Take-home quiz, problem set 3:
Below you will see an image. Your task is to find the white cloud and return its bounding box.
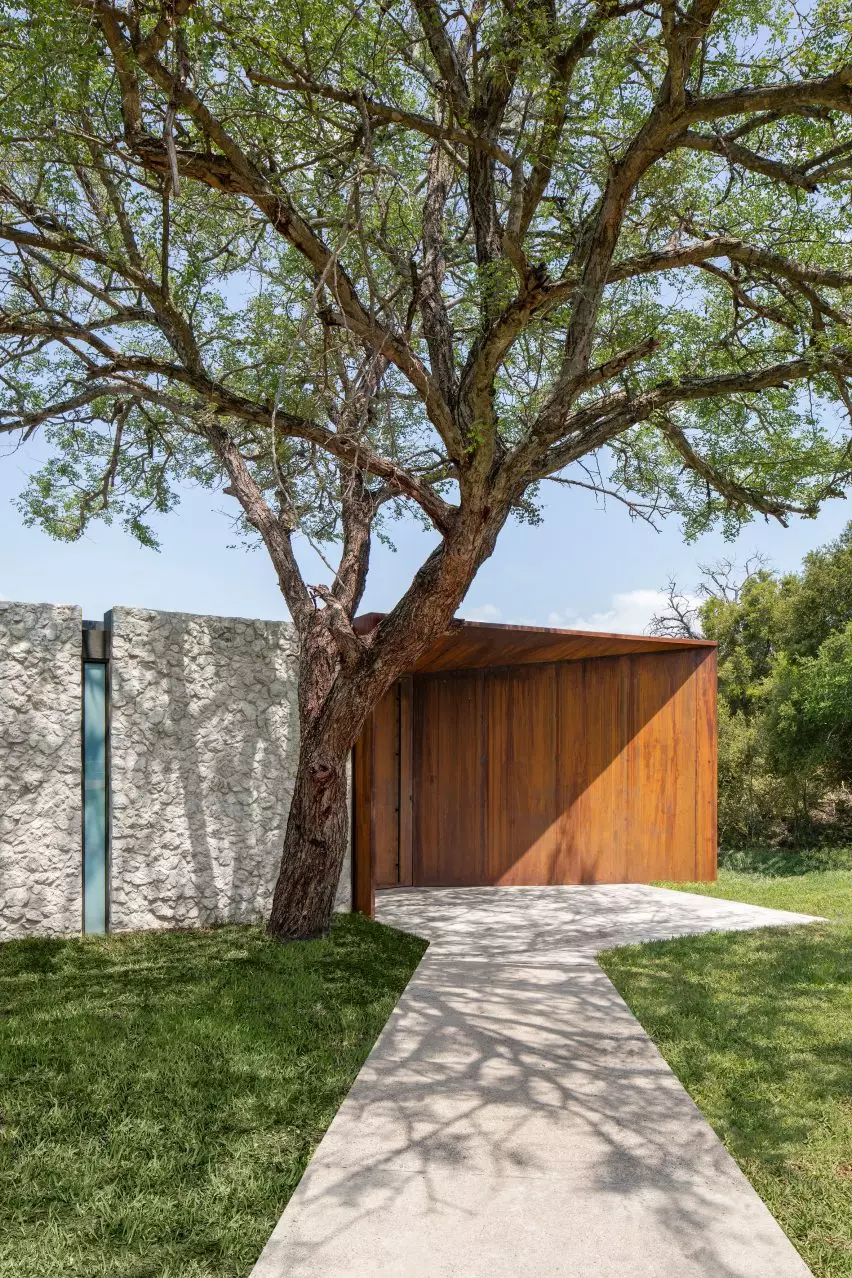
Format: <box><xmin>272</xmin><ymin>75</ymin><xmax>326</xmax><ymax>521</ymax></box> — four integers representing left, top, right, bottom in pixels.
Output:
<box><xmin>458</xmin><ymin>602</ymin><xmax>502</xmax><ymax>623</ymax></box>
<box><xmin>547</xmin><ymin>588</ymin><xmax>701</xmax><ymax>636</ymax></box>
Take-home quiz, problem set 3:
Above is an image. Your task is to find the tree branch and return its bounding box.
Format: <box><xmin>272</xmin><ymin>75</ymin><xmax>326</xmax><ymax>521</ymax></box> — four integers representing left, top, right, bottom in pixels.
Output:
<box><xmin>607</xmin><ymin>236</ymin><xmax>852</xmax><ymax>291</ymax></box>
<box><xmin>93</xmin><ymin>10</ymin><xmax>460</xmax><ymax>445</ymax></box>
<box><xmin>309</xmin><ymin>584</ymin><xmax>366</xmax><ymax>668</ymax></box>
<box><xmin>246</xmin><ymin>71</ymin><xmax>513</xmax><ymax>167</ymax></box>
<box><xmin>673</xmin><ymin>129</ymin><xmax>821</xmax><ymax>191</ymax></box>
<box><xmin>685</xmin><ymin>68</ymin><xmax>852</xmax><ymax>127</ymax></box>
<box><xmin>331</xmin><ymin>470</ymin><xmax>374</xmax><ymax>615</ymax></box>
<box><xmin>0</xmin><ymin>388</ymin><xmax>119</xmax><ymax>437</ymax></box>
<box><xmin>420</xmin><ymin>144</ymin><xmax>458</xmax><ymax>407</ymax></box>
<box><xmin>206</xmin><ymin>418</ymin><xmax>313</xmax><ymax>624</ymax></box>
<box><xmin>660</xmin><ymin>417</ymin><xmax>820</xmax><ymax>522</ymax></box>
<box><xmin>533</xmin><ymin>351</ymin><xmax>852</xmax><ymax>476</ymax></box>
<box><xmin>409</xmin><ymin>0</ymin><xmax>471</xmax><ymax>113</ymax></box>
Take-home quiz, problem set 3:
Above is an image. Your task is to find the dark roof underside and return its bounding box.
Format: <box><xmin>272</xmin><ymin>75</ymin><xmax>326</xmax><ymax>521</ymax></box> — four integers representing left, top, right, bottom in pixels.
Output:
<box><xmin>408</xmin><ymin>619</ymin><xmax>715</xmax><ymax>673</ymax></box>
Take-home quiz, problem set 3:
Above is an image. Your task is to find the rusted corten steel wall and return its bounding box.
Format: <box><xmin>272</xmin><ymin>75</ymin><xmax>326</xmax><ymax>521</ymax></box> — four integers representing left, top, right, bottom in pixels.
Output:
<box><xmin>351</xmin><ymin>624</ymin><xmax>717</xmax><ymax>915</ymax></box>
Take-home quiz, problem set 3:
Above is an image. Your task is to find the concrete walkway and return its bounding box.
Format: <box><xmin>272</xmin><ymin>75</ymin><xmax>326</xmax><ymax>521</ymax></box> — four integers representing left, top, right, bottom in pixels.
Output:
<box><xmin>251</xmin><ymin>885</ymin><xmax>819</xmax><ymax>1277</ymax></box>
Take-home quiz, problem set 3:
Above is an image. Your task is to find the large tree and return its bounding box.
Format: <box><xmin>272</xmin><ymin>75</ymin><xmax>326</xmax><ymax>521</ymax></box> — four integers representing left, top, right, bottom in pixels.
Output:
<box><xmin>2</xmin><ymin>0</ymin><xmax>852</xmax><ymax>937</ymax></box>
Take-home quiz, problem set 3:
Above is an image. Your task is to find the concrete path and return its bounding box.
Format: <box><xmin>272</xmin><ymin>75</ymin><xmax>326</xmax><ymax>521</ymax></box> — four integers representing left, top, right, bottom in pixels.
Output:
<box><xmin>251</xmin><ymin>885</ymin><xmax>819</xmax><ymax>1277</ymax></box>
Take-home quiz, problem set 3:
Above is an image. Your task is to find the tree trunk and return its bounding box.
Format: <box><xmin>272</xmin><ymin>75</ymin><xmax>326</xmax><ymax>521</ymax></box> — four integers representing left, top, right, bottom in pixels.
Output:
<box><xmin>266</xmin><ymin>507</ymin><xmax>512</xmax><ymax>941</ymax></box>
<box><xmin>266</xmin><ymin>730</ymin><xmax>350</xmax><ymax>941</ymax></box>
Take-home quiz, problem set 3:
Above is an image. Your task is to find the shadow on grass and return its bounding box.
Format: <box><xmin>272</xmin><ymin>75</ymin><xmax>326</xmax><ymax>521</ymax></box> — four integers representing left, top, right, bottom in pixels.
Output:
<box><xmin>718</xmin><ymin>845</ymin><xmax>852</xmax><ymax>877</ymax></box>
<box><xmin>0</xmin><ymin>915</ymin><xmax>427</xmax><ymax>1278</ymax></box>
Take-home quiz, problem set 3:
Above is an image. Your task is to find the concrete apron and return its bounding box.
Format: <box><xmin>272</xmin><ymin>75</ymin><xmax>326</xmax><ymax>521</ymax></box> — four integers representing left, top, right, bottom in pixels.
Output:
<box><xmin>251</xmin><ymin>884</ymin><xmax>819</xmax><ymax>1277</ymax></box>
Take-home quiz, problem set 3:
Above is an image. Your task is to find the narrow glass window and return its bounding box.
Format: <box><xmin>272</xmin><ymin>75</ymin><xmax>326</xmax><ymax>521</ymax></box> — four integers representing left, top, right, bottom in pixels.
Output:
<box><xmin>82</xmin><ymin>662</ymin><xmax>108</xmax><ymax>933</ymax></box>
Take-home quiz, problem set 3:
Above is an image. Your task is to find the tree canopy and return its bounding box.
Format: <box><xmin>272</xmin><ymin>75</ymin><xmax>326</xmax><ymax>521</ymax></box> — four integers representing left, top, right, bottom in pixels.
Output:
<box><xmin>3</xmin><ymin>0</ymin><xmax>852</xmax><ymax>586</ymax></box>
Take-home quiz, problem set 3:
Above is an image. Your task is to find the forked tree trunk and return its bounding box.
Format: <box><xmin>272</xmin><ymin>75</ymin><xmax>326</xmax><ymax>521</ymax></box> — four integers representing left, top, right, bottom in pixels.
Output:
<box><xmin>266</xmin><ymin>731</ymin><xmax>350</xmax><ymax>940</ymax></box>
<box><xmin>266</xmin><ymin>510</ymin><xmax>510</xmax><ymax>941</ymax></box>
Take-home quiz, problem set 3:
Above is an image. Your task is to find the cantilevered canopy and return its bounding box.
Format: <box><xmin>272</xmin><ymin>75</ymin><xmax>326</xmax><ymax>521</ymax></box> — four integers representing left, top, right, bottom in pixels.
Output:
<box><xmin>410</xmin><ymin>620</ymin><xmax>714</xmax><ymax>672</ymax></box>
<box><xmin>353</xmin><ymin>615</ymin><xmax>715</xmax><ymax>674</ymax></box>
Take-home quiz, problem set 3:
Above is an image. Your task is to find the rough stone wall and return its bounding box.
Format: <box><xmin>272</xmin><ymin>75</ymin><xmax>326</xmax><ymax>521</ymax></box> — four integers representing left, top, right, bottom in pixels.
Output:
<box><xmin>0</xmin><ymin>603</ymin><xmax>83</xmax><ymax>940</ymax></box>
<box><xmin>109</xmin><ymin>607</ymin><xmax>299</xmax><ymax>930</ymax></box>
<box><xmin>108</xmin><ymin>607</ymin><xmax>351</xmax><ymax>931</ymax></box>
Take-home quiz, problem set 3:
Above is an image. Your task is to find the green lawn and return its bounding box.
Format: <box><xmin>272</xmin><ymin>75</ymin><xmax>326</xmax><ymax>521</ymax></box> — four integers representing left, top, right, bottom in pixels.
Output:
<box><xmin>0</xmin><ymin>915</ymin><xmax>426</xmax><ymax>1278</ymax></box>
<box><xmin>600</xmin><ymin>852</ymin><xmax>852</xmax><ymax>1278</ymax></box>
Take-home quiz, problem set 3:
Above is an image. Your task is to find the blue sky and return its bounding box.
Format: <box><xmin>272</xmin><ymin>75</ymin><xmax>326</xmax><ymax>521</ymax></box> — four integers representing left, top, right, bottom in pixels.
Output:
<box><xmin>2</xmin><ymin>437</ymin><xmax>849</xmax><ymax>631</ymax></box>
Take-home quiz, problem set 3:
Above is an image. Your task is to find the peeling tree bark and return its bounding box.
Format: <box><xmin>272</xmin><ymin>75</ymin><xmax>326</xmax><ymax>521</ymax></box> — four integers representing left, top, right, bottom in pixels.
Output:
<box><xmin>266</xmin><ymin>732</ymin><xmax>351</xmax><ymax>940</ymax></box>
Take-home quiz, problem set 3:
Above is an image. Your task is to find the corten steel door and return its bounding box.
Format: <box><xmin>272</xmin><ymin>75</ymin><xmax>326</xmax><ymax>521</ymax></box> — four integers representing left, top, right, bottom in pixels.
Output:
<box><xmin>358</xmin><ymin>645</ymin><xmax>717</xmax><ymax>897</ymax></box>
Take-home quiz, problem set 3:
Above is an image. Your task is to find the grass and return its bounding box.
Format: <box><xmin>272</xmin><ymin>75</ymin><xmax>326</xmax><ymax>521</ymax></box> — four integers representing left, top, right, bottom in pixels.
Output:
<box><xmin>0</xmin><ymin>914</ymin><xmax>426</xmax><ymax>1278</ymax></box>
<box><xmin>599</xmin><ymin>850</ymin><xmax>852</xmax><ymax>1278</ymax></box>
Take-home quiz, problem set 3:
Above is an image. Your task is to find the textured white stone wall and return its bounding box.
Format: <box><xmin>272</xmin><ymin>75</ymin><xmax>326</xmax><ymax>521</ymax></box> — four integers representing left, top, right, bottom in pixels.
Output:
<box><xmin>0</xmin><ymin>603</ymin><xmax>83</xmax><ymax>940</ymax></box>
<box><xmin>109</xmin><ymin>607</ymin><xmax>298</xmax><ymax>930</ymax></box>
<box><xmin>108</xmin><ymin>607</ymin><xmax>352</xmax><ymax>932</ymax></box>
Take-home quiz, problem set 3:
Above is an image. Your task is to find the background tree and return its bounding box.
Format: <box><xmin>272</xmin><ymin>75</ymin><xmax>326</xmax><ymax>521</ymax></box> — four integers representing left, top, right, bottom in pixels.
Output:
<box><xmin>763</xmin><ymin>628</ymin><xmax>852</xmax><ymax>785</ymax></box>
<box><xmin>655</xmin><ymin>527</ymin><xmax>852</xmax><ymax>846</ymax></box>
<box><xmin>760</xmin><ymin>529</ymin><xmax>852</xmax><ymax>820</ymax></box>
<box><xmin>648</xmin><ymin>552</ymin><xmax>769</xmax><ymax>641</ymax></box>
<box><xmin>3</xmin><ymin>0</ymin><xmax>852</xmax><ymax>936</ymax></box>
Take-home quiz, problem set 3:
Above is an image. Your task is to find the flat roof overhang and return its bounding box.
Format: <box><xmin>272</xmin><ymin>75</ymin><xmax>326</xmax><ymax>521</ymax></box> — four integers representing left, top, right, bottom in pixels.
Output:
<box><xmin>353</xmin><ymin>614</ymin><xmax>716</xmax><ymax>674</ymax></box>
